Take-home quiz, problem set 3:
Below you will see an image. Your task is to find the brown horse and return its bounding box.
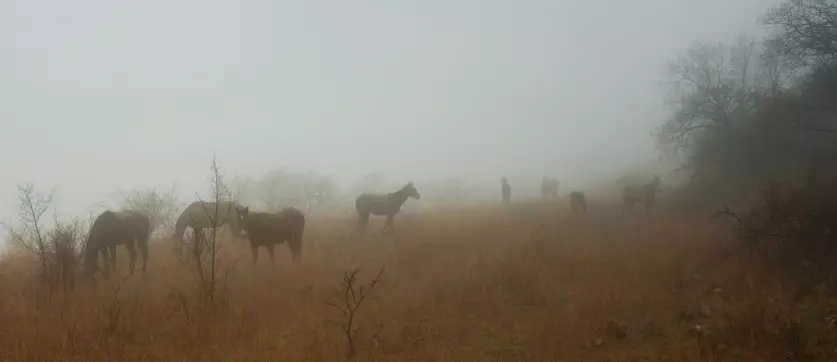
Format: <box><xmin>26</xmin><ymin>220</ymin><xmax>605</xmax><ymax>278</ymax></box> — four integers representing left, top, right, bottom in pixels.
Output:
<box><xmin>623</xmin><ymin>176</ymin><xmax>661</xmax><ymax>213</ymax></box>
<box><xmin>84</xmin><ymin>210</ymin><xmax>151</xmax><ymax>276</ymax></box>
<box><xmin>237</xmin><ymin>207</ymin><xmax>306</xmax><ymax>264</ymax></box>
<box><xmin>355</xmin><ymin>182</ymin><xmax>420</xmax><ymax>235</ymax></box>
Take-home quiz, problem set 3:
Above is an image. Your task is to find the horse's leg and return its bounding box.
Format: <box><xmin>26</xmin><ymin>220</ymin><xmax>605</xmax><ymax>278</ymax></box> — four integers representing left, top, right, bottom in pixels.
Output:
<box><xmin>126</xmin><ymin>241</ymin><xmax>137</xmax><ymax>275</ymax></box>
<box><xmin>266</xmin><ymin>244</ymin><xmax>275</xmax><ymax>266</ymax></box>
<box><xmin>109</xmin><ymin>246</ymin><xmax>118</xmax><ymax>273</ymax></box>
<box><xmin>289</xmin><ymin>236</ymin><xmax>301</xmax><ymax>261</ymax></box>
<box><xmin>357</xmin><ymin>212</ymin><xmax>369</xmax><ymax>234</ymax></box>
<box><xmin>100</xmin><ymin>248</ymin><xmax>111</xmax><ymax>277</ymax></box>
<box><xmin>251</xmin><ymin>243</ymin><xmax>258</xmax><ymax>265</ymax></box>
<box><xmin>383</xmin><ymin>215</ymin><xmax>394</xmax><ymax>235</ymax></box>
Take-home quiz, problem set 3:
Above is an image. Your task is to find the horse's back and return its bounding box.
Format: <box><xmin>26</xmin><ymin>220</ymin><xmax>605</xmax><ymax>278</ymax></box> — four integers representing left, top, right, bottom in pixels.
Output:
<box><xmin>180</xmin><ymin>201</ymin><xmax>239</xmax><ymax>226</ymax></box>
<box><xmin>355</xmin><ymin>193</ymin><xmax>384</xmax><ymax>209</ymax></box>
<box><xmin>91</xmin><ymin>209</ymin><xmax>150</xmax><ymax>244</ymax></box>
<box><xmin>247</xmin><ymin>208</ymin><xmax>305</xmax><ymax>242</ymax></box>
<box><xmin>252</xmin><ymin>208</ymin><xmax>304</xmax><ymax>226</ymax></box>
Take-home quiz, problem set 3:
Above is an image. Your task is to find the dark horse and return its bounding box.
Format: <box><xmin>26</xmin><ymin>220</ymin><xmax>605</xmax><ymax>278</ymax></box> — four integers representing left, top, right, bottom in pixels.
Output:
<box><xmin>569</xmin><ymin>191</ymin><xmax>587</xmax><ymax>213</ymax></box>
<box><xmin>542</xmin><ymin>177</ymin><xmax>559</xmax><ymax>199</ymax></box>
<box><xmin>84</xmin><ymin>210</ymin><xmax>151</xmax><ymax>276</ymax></box>
<box><xmin>237</xmin><ymin>207</ymin><xmax>306</xmax><ymax>264</ymax></box>
<box><xmin>623</xmin><ymin>176</ymin><xmax>661</xmax><ymax>213</ymax></box>
<box><xmin>355</xmin><ymin>181</ymin><xmax>420</xmax><ymax>235</ymax></box>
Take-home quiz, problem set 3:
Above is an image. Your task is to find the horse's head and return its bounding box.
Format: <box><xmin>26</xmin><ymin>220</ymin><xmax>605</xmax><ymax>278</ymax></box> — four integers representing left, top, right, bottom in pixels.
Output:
<box><xmin>403</xmin><ymin>181</ymin><xmax>421</xmax><ymax>200</ymax></box>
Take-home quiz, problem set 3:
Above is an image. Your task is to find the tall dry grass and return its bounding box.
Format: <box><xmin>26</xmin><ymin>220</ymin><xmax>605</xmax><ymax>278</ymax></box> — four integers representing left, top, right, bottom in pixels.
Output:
<box><xmin>0</xmin><ymin>198</ymin><xmax>830</xmax><ymax>361</ymax></box>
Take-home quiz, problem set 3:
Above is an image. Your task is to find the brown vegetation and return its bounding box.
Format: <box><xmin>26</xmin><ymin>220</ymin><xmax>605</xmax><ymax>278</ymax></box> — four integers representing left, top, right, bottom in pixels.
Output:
<box><xmin>1</xmin><ymin>199</ymin><xmax>831</xmax><ymax>361</ymax></box>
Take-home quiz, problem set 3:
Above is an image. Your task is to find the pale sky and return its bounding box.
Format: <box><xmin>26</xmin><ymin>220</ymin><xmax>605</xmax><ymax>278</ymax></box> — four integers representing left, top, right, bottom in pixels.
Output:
<box><xmin>0</xmin><ymin>0</ymin><xmax>776</xmax><ymax>221</ymax></box>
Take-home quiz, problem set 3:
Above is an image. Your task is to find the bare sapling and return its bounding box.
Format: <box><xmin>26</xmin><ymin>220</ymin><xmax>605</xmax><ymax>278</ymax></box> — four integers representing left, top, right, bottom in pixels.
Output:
<box><xmin>176</xmin><ymin>155</ymin><xmax>241</xmax><ymax>306</ymax></box>
<box><xmin>2</xmin><ymin>184</ymin><xmax>58</xmax><ymax>299</ymax></box>
<box><xmin>326</xmin><ymin>264</ymin><xmax>386</xmax><ymax>358</ymax></box>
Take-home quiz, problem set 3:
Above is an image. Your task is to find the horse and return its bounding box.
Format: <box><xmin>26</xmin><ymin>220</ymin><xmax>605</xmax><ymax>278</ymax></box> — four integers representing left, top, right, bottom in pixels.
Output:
<box><xmin>237</xmin><ymin>207</ymin><xmax>306</xmax><ymax>264</ymax></box>
<box><xmin>355</xmin><ymin>181</ymin><xmax>421</xmax><ymax>235</ymax></box>
<box><xmin>172</xmin><ymin>201</ymin><xmax>249</xmax><ymax>244</ymax></box>
<box><xmin>569</xmin><ymin>191</ymin><xmax>587</xmax><ymax>213</ymax></box>
<box><xmin>84</xmin><ymin>210</ymin><xmax>151</xmax><ymax>277</ymax></box>
<box><xmin>623</xmin><ymin>176</ymin><xmax>661</xmax><ymax>213</ymax></box>
<box><xmin>542</xmin><ymin>177</ymin><xmax>559</xmax><ymax>199</ymax></box>
<box><xmin>501</xmin><ymin>177</ymin><xmax>511</xmax><ymax>205</ymax></box>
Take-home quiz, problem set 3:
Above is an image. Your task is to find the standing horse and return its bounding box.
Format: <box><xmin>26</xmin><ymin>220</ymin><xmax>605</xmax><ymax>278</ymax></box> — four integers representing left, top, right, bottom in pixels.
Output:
<box><xmin>623</xmin><ymin>176</ymin><xmax>661</xmax><ymax>213</ymax></box>
<box><xmin>84</xmin><ymin>210</ymin><xmax>151</xmax><ymax>276</ymax></box>
<box><xmin>569</xmin><ymin>191</ymin><xmax>587</xmax><ymax>213</ymax></box>
<box><xmin>172</xmin><ymin>201</ymin><xmax>248</xmax><ymax>243</ymax></box>
<box><xmin>542</xmin><ymin>177</ymin><xmax>559</xmax><ymax>199</ymax></box>
<box><xmin>237</xmin><ymin>207</ymin><xmax>306</xmax><ymax>264</ymax></box>
<box><xmin>355</xmin><ymin>182</ymin><xmax>421</xmax><ymax>235</ymax></box>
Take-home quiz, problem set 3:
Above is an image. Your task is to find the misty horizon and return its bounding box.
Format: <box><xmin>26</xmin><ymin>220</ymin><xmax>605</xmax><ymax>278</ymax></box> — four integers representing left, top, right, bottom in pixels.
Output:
<box><xmin>1</xmin><ymin>0</ymin><xmax>774</xmax><ymax>221</ymax></box>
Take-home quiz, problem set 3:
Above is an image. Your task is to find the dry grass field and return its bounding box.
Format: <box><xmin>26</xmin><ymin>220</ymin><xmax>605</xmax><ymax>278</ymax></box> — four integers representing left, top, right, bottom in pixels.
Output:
<box><xmin>0</xmin><ymin>197</ymin><xmax>831</xmax><ymax>361</ymax></box>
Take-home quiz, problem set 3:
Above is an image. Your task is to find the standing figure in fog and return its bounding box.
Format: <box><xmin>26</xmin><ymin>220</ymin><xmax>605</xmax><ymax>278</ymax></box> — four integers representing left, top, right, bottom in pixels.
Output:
<box><xmin>501</xmin><ymin>177</ymin><xmax>511</xmax><ymax>205</ymax></box>
<box><xmin>542</xmin><ymin>177</ymin><xmax>559</xmax><ymax>199</ymax></box>
<box><xmin>355</xmin><ymin>181</ymin><xmax>421</xmax><ymax>235</ymax></box>
<box><xmin>569</xmin><ymin>191</ymin><xmax>587</xmax><ymax>213</ymax></box>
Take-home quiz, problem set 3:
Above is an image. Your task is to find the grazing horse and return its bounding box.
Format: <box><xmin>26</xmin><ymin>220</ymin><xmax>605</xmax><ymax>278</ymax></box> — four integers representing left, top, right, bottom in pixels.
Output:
<box><xmin>355</xmin><ymin>182</ymin><xmax>421</xmax><ymax>235</ymax></box>
<box><xmin>84</xmin><ymin>210</ymin><xmax>151</xmax><ymax>276</ymax></box>
<box><xmin>172</xmin><ymin>201</ymin><xmax>248</xmax><ymax>243</ymax></box>
<box><xmin>623</xmin><ymin>176</ymin><xmax>662</xmax><ymax>213</ymax></box>
<box><xmin>237</xmin><ymin>207</ymin><xmax>306</xmax><ymax>264</ymax></box>
<box><xmin>569</xmin><ymin>191</ymin><xmax>587</xmax><ymax>213</ymax></box>
<box><xmin>542</xmin><ymin>177</ymin><xmax>559</xmax><ymax>199</ymax></box>
<box><xmin>501</xmin><ymin>177</ymin><xmax>511</xmax><ymax>205</ymax></box>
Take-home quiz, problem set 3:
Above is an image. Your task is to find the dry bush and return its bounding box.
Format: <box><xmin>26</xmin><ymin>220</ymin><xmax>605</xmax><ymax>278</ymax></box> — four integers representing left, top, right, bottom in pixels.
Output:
<box><xmin>2</xmin><ymin>184</ymin><xmax>90</xmax><ymax>301</ymax></box>
<box><xmin>714</xmin><ymin>180</ymin><xmax>837</xmax><ymax>279</ymax></box>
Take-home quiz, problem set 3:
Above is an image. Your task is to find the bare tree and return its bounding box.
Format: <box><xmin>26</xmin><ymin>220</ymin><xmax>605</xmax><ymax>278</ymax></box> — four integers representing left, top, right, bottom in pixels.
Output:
<box><xmin>116</xmin><ymin>184</ymin><xmax>181</xmax><ymax>237</ymax></box>
<box><xmin>326</xmin><ymin>264</ymin><xmax>386</xmax><ymax>358</ymax></box>
<box><xmin>657</xmin><ymin>38</ymin><xmax>769</xmax><ymax>156</ymax></box>
<box><xmin>3</xmin><ymin>184</ymin><xmax>56</xmax><ymax>291</ymax></box>
<box><xmin>48</xmin><ymin>216</ymin><xmax>89</xmax><ymax>294</ymax></box>
<box><xmin>236</xmin><ymin>169</ymin><xmax>340</xmax><ymax>217</ymax></box>
<box><xmin>763</xmin><ymin>0</ymin><xmax>837</xmax><ymax>65</ymax></box>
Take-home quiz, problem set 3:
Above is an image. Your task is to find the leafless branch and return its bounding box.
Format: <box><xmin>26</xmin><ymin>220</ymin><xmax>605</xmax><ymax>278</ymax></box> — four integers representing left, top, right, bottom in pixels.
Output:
<box><xmin>326</xmin><ymin>264</ymin><xmax>386</xmax><ymax>358</ymax></box>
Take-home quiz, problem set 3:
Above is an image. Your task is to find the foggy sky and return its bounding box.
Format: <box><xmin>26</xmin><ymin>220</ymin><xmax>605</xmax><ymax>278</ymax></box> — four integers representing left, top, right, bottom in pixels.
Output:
<box><xmin>0</xmin><ymin>0</ymin><xmax>775</xmax><ymax>220</ymax></box>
